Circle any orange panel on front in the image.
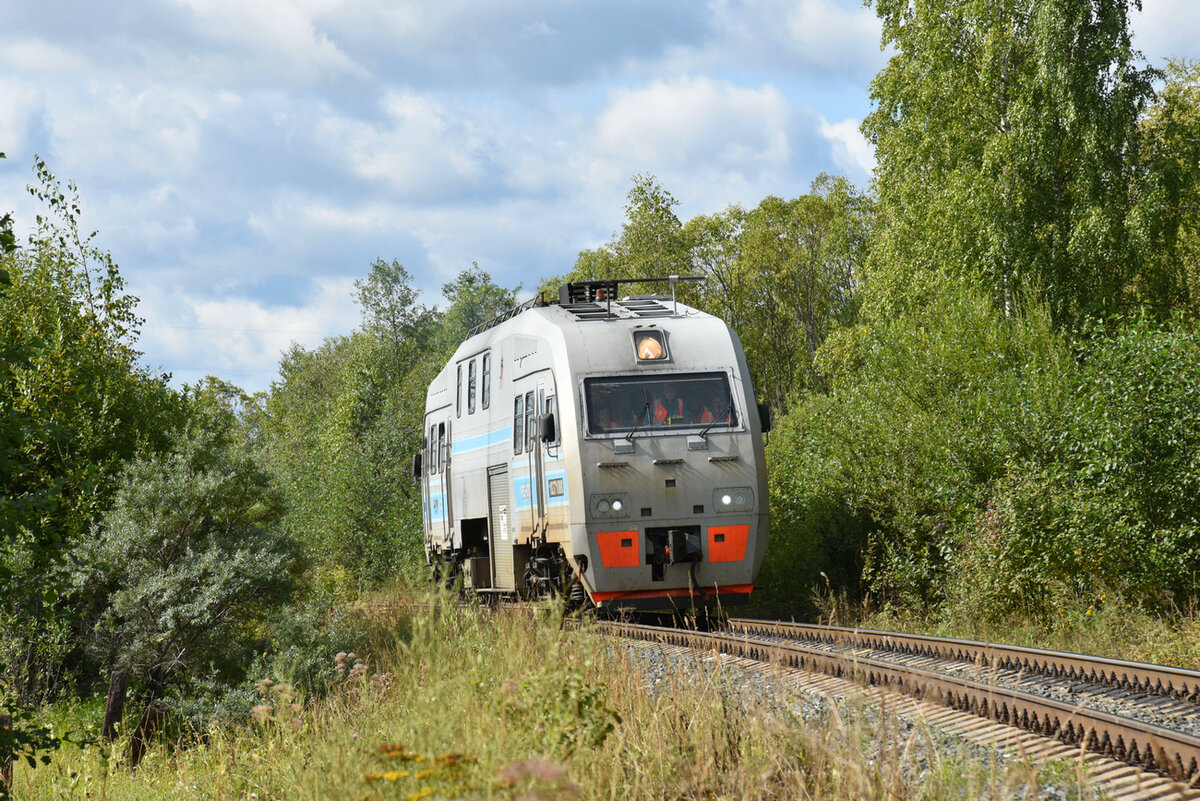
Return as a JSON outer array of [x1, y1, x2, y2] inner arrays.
[[708, 524, 750, 562], [596, 530, 641, 568]]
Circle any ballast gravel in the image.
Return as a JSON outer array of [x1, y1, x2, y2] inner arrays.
[[747, 632, 1200, 739], [617, 639, 1104, 801]]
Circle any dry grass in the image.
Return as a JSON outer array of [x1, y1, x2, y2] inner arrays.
[[16, 589, 1095, 800]]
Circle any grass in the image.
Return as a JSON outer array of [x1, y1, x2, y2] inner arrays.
[[14, 588, 1098, 800]]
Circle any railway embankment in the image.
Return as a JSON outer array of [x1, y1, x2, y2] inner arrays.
[[18, 592, 1189, 800]]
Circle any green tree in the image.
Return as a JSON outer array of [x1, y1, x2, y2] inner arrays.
[[685, 204, 748, 331], [1134, 59, 1200, 315], [261, 262, 479, 589], [437, 263, 519, 346], [354, 259, 438, 380], [0, 159, 182, 704], [72, 428, 295, 739], [551, 175, 694, 300], [735, 176, 872, 410], [864, 0, 1156, 325]]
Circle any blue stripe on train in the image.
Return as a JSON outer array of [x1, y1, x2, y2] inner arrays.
[[452, 426, 513, 456]]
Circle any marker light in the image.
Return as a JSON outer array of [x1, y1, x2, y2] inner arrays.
[[634, 331, 666, 360], [591, 492, 631, 519], [714, 487, 754, 513]]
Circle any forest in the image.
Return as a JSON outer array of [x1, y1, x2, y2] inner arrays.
[[3, 0, 1200, 778]]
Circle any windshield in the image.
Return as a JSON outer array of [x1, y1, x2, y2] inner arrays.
[[584, 372, 738, 435]]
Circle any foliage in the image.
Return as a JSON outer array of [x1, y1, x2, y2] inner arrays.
[[261, 263, 516, 591], [1134, 59, 1200, 315], [767, 271, 1200, 620], [436, 263, 519, 347], [548, 174, 692, 301], [71, 427, 296, 701], [948, 314, 1200, 618], [556, 173, 872, 413], [0, 159, 184, 707], [765, 282, 1069, 613], [710, 175, 872, 411], [505, 667, 620, 758], [864, 0, 1158, 325]]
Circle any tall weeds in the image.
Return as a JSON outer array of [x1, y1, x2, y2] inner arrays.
[[19, 589, 1089, 800]]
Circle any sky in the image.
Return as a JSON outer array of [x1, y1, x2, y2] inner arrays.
[[2, 1, 1198, 394]]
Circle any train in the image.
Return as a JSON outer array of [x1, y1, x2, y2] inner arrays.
[[414, 276, 771, 612]]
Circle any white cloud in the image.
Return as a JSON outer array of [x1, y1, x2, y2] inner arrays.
[[0, 80, 41, 157], [819, 116, 874, 179], [684, 0, 885, 82], [594, 77, 792, 170], [1131, 1, 1200, 64], [102, 185, 199, 253], [46, 84, 209, 179], [2, 0, 895, 397], [0, 38, 90, 73], [172, 0, 367, 81], [785, 0, 883, 72], [138, 277, 361, 392], [317, 92, 494, 199]]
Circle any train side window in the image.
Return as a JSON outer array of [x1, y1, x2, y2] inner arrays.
[[525, 390, 535, 450], [429, 424, 438, 472], [513, 395, 524, 454], [468, 359, 477, 414], [438, 422, 447, 468], [545, 395, 559, 446], [481, 354, 491, 409], [456, 365, 462, 418]]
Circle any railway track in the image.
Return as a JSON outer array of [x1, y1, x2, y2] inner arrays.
[[598, 619, 1200, 799]]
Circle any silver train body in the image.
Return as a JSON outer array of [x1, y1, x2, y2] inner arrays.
[[417, 280, 770, 611]]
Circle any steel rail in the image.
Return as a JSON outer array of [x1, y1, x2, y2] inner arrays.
[[600, 621, 1200, 784], [726, 619, 1200, 702]]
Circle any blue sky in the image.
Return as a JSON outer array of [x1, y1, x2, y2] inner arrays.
[[1, 0, 1197, 393]]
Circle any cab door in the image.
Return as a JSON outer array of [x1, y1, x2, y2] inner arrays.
[[513, 372, 556, 539], [424, 417, 451, 547]]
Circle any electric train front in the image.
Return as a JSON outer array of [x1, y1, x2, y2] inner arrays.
[[574, 327, 770, 611]]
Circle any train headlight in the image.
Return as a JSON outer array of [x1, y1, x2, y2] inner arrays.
[[633, 330, 667, 361], [591, 493, 631, 519], [713, 487, 753, 513]]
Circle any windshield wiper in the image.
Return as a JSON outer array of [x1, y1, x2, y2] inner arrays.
[[625, 392, 650, 442]]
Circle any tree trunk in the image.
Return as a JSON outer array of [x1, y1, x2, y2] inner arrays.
[[101, 669, 128, 743], [127, 699, 168, 769]]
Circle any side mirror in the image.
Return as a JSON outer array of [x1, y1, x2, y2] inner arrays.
[[540, 412, 557, 443], [757, 403, 772, 434], [411, 453, 422, 480]]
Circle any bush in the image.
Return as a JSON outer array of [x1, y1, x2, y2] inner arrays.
[[767, 288, 1200, 622], [948, 315, 1200, 618], [766, 285, 1067, 613]]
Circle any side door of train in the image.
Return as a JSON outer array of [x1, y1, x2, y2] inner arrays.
[[423, 414, 452, 549], [509, 371, 559, 540]]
